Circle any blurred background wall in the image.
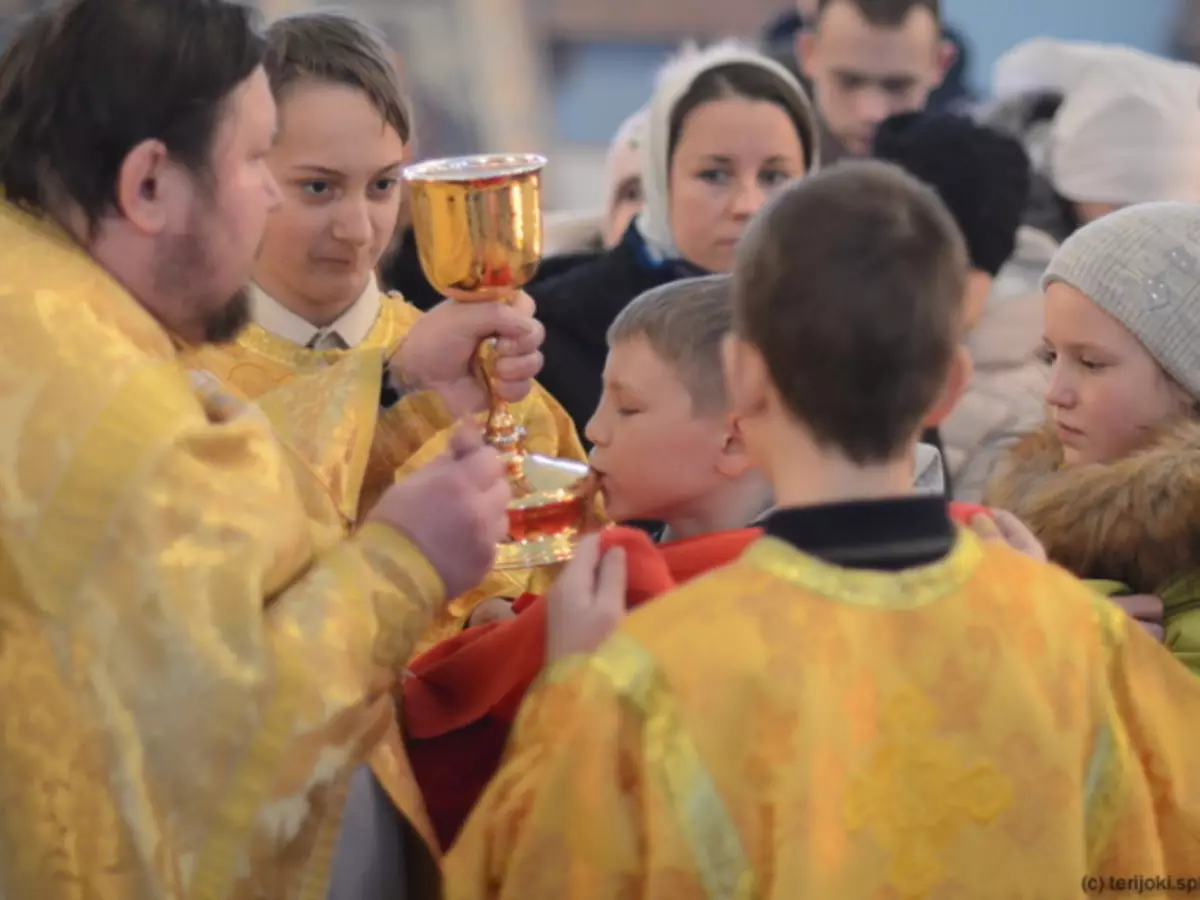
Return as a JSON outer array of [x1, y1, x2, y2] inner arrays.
[[0, 0, 1187, 211]]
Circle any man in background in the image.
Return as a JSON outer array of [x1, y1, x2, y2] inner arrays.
[[763, 0, 968, 163]]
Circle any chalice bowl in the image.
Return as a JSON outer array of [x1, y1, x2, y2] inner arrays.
[[404, 153, 594, 570]]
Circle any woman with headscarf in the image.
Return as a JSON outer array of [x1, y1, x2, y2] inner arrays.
[[529, 40, 820, 438]]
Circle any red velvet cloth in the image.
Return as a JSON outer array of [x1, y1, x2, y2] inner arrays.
[[948, 501, 990, 524], [403, 525, 760, 849]]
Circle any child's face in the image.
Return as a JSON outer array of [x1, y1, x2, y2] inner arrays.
[[255, 80, 407, 313], [1042, 283, 1190, 465], [586, 337, 734, 523]]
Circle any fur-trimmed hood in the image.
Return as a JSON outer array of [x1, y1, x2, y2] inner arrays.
[[985, 419, 1200, 594]]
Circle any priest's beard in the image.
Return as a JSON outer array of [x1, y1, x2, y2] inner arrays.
[[153, 215, 253, 345], [202, 286, 251, 343]]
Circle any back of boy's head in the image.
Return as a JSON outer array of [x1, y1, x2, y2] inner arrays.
[[873, 112, 1031, 277], [733, 159, 967, 464], [607, 275, 734, 416]]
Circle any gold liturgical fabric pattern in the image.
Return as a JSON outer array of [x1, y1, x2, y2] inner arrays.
[[446, 534, 1200, 898], [188, 291, 587, 650], [0, 200, 446, 899]]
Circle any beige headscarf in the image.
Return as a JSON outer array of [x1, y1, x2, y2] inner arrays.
[[636, 40, 820, 258]]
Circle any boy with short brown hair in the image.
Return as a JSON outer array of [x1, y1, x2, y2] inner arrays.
[[588, 274, 772, 537], [445, 161, 1200, 895]]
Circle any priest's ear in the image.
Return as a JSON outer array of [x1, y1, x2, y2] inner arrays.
[[114, 139, 192, 235], [923, 345, 972, 428]]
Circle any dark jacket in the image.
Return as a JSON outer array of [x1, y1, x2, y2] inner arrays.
[[529, 251, 600, 286], [527, 224, 705, 440]]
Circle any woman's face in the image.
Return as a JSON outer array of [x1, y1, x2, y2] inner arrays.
[[1042, 282, 1190, 465], [255, 80, 406, 316], [667, 96, 806, 273]]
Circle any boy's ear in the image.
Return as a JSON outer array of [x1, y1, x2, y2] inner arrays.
[[722, 334, 770, 421], [716, 414, 755, 477], [923, 345, 972, 427]]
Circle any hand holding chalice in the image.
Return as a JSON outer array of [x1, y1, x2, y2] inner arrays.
[[403, 153, 595, 570]]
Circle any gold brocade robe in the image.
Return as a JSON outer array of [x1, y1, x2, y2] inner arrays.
[[0, 200, 450, 898], [446, 534, 1200, 898], [188, 295, 589, 868], [186, 294, 586, 648]]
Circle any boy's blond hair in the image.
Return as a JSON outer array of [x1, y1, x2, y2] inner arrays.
[[607, 274, 733, 415]]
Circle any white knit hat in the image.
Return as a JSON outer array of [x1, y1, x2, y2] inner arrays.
[[994, 39, 1200, 207], [1053, 57, 1200, 206], [992, 38, 1151, 100], [636, 40, 819, 257]]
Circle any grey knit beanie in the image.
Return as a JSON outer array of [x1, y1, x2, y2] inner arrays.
[[1042, 202, 1200, 398]]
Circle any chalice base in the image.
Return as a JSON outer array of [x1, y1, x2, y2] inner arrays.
[[493, 451, 592, 571]]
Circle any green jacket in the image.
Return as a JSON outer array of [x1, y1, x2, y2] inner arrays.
[[988, 422, 1200, 678], [1084, 576, 1200, 675]]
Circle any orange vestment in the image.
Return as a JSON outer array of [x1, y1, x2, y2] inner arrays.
[[445, 530, 1200, 897], [406, 502, 988, 851]]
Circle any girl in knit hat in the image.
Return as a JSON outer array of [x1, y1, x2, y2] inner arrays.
[[529, 40, 820, 439], [986, 202, 1200, 674]]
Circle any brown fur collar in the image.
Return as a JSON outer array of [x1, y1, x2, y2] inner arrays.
[[984, 419, 1200, 594]]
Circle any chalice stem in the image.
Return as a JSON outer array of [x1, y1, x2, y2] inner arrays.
[[475, 337, 533, 493]]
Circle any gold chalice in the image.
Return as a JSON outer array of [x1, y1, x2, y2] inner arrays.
[[404, 153, 594, 570]]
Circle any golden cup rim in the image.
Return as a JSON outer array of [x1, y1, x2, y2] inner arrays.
[[403, 153, 547, 184]]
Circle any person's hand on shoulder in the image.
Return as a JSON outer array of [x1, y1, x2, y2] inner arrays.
[[968, 508, 1047, 562], [1111, 595, 1165, 642], [368, 423, 509, 599], [388, 290, 544, 416]]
